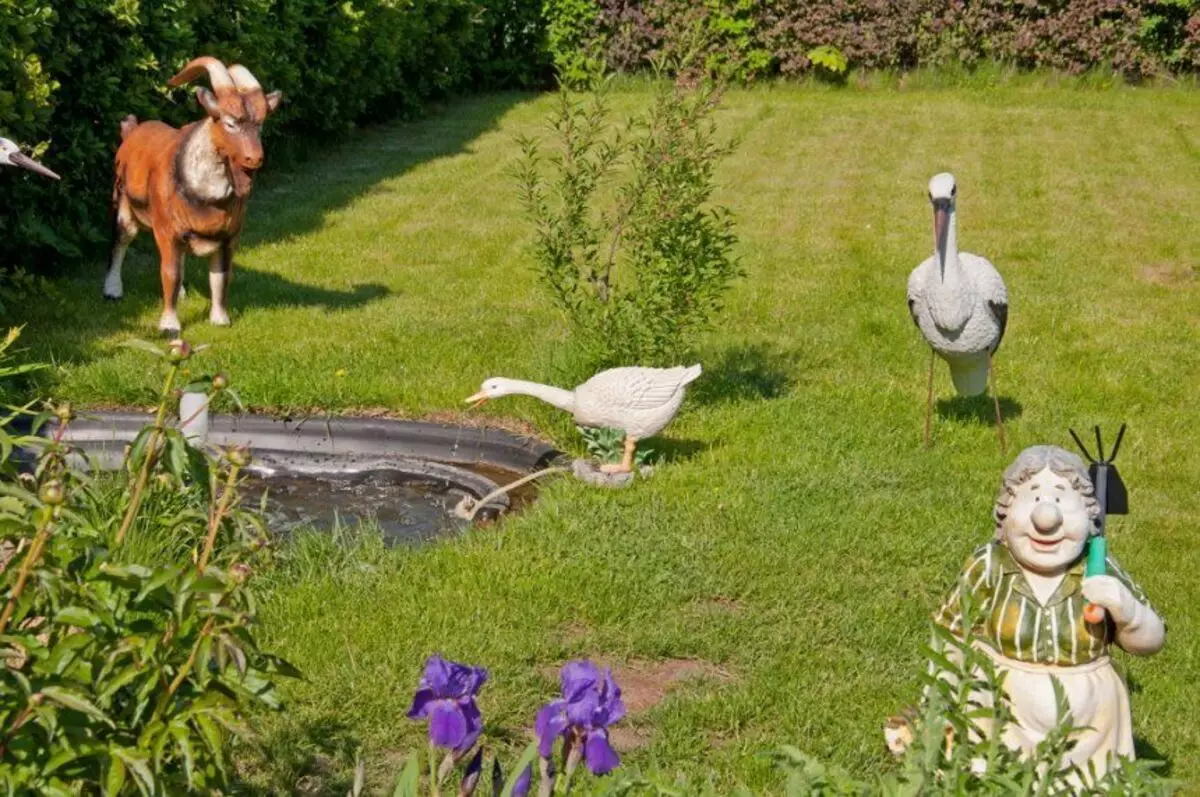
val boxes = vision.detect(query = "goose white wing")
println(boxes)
[579,365,702,411]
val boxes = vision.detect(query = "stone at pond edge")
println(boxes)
[571,458,654,489]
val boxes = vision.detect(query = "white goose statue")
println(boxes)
[466,364,702,473]
[907,172,1008,448]
[0,138,60,180]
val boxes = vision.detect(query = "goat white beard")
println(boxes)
[180,123,233,202]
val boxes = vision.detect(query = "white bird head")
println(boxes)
[927,172,957,204]
[0,137,60,180]
[464,377,515,409]
[927,172,957,259]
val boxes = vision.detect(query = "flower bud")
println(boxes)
[226,445,251,468]
[39,480,65,506]
[54,402,73,424]
[231,562,252,584]
[155,472,174,488]
[166,339,192,363]
[212,373,229,391]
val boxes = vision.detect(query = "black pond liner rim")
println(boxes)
[33,411,562,525]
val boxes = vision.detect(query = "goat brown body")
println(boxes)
[104,57,280,335]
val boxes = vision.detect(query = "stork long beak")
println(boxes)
[10,151,60,180]
[932,200,950,264]
[464,392,489,410]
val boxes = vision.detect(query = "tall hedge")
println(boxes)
[549,0,1200,82]
[0,0,548,278]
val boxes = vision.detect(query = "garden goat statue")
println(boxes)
[103,56,282,335]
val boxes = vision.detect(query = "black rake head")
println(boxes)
[1068,423,1128,515]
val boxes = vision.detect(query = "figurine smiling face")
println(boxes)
[1000,467,1092,575]
[994,446,1100,577]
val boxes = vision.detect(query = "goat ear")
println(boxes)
[195,87,222,119]
[265,90,283,114]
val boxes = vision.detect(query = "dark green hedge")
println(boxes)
[0,0,549,277]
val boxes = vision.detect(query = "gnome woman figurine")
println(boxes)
[933,445,1165,777]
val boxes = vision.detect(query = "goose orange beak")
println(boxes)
[464,392,489,410]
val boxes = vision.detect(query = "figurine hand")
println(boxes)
[1082,575,1138,624]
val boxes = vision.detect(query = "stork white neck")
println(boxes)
[928,200,972,332]
[497,379,577,413]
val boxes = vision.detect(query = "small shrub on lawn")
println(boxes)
[517,58,742,370]
[0,331,297,793]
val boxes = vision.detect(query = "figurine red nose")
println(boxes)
[1031,502,1063,534]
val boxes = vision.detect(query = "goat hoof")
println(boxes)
[103,294,122,302]
[160,328,181,339]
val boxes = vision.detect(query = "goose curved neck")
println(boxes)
[501,379,576,413]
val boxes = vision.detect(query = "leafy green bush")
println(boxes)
[0,0,550,280]
[0,331,297,793]
[546,0,1200,81]
[516,64,741,370]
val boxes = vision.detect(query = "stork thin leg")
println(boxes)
[924,349,935,449]
[600,436,638,474]
[989,352,1006,451]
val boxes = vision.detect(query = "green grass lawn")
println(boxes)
[11,79,1200,793]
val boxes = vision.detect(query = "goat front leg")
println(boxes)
[208,241,233,326]
[103,198,138,300]
[154,229,185,336]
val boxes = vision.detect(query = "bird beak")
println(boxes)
[932,200,949,258]
[10,151,60,180]
[464,392,489,410]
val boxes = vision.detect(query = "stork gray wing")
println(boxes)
[988,300,1008,352]
[907,298,919,329]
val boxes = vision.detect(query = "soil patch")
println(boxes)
[1139,264,1197,286]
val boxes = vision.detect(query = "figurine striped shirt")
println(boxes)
[933,542,1151,666]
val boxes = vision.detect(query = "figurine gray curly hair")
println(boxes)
[993,445,1101,539]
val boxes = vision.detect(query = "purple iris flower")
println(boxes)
[510,764,532,797]
[406,654,488,751]
[535,660,625,775]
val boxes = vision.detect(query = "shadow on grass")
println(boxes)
[1132,737,1174,778]
[935,395,1024,426]
[690,344,800,406]
[241,92,532,250]
[650,436,711,465]
[14,93,529,371]
[234,715,361,796]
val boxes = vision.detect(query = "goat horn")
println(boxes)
[168,56,234,92]
[228,64,268,119]
[227,64,262,92]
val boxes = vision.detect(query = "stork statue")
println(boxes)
[907,173,1008,448]
[0,138,60,180]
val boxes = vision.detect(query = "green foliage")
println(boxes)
[543,0,608,88]
[806,45,849,77]
[0,331,296,793]
[0,0,549,280]
[772,595,1180,796]
[578,426,654,466]
[516,64,741,370]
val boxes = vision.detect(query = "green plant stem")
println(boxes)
[0,513,54,635]
[198,463,241,572]
[152,615,216,720]
[429,739,441,797]
[115,363,179,545]
[0,693,42,758]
